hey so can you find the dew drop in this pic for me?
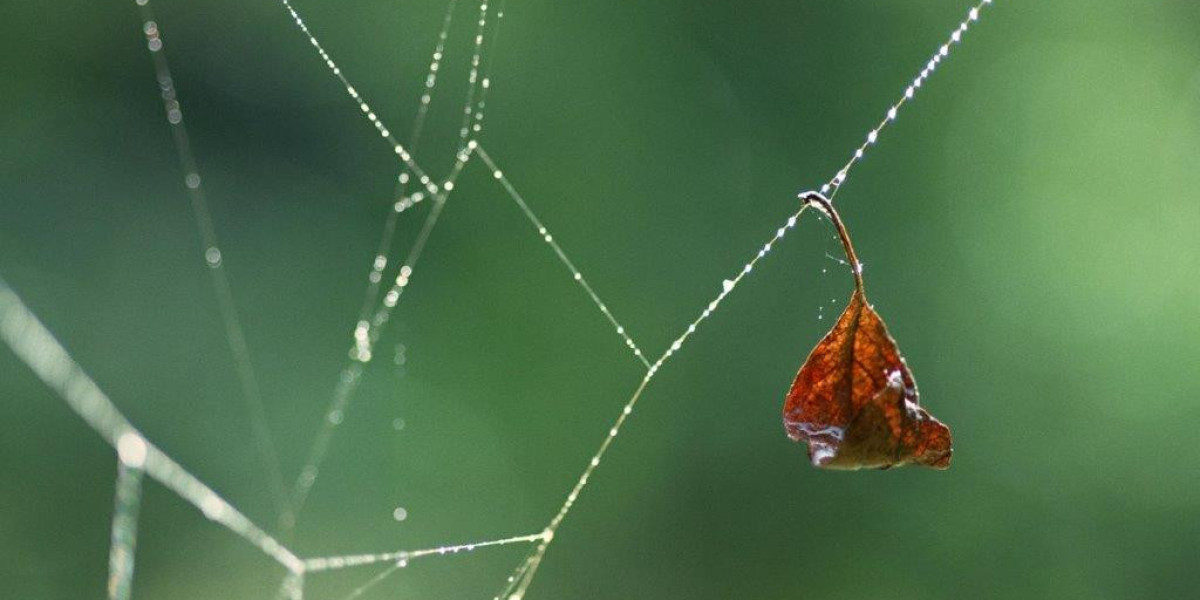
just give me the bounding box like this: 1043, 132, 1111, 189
117, 432, 148, 468
204, 247, 222, 267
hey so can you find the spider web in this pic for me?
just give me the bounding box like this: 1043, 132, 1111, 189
0, 0, 998, 598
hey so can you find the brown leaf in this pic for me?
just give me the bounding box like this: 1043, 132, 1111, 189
783, 289, 952, 470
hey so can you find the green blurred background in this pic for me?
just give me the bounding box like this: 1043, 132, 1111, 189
2, 0, 1198, 598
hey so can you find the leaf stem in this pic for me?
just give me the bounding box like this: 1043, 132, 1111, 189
801, 191, 865, 295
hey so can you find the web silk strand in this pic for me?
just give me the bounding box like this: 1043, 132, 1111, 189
279, 0, 654, 525
277, 0, 439, 191
287, 150, 473, 523
0, 277, 305, 574
500, 1, 998, 596
284, 0, 482, 530
822, 0, 996, 201
1, 276, 562, 586
0, 0, 1001, 597
106, 461, 144, 600
134, 0, 291, 520
287, 0, 513, 524
354, 0, 460, 339
474, 144, 651, 368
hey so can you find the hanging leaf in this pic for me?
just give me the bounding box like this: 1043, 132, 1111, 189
783, 193, 952, 470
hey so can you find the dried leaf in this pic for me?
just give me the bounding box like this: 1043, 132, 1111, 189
784, 193, 952, 470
